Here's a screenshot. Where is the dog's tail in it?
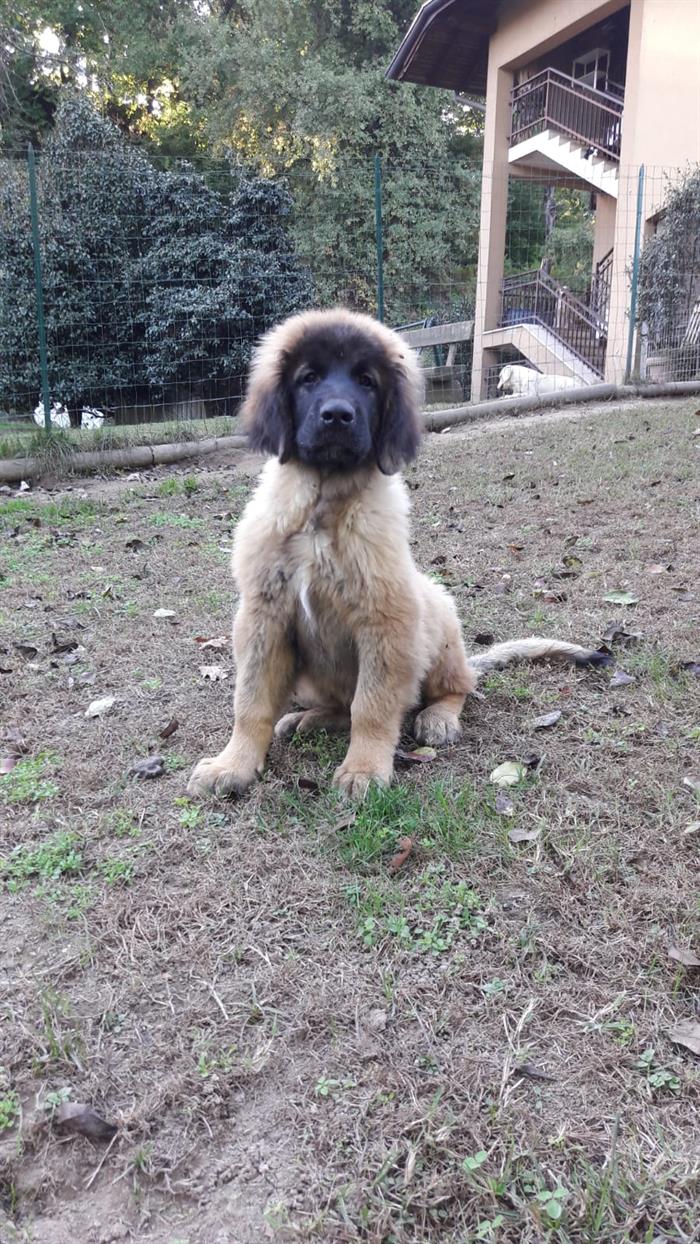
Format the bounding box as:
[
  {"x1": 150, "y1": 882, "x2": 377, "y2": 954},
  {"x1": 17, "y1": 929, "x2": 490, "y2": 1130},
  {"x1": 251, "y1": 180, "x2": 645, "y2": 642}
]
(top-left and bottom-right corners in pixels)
[{"x1": 468, "y1": 636, "x2": 611, "y2": 680}]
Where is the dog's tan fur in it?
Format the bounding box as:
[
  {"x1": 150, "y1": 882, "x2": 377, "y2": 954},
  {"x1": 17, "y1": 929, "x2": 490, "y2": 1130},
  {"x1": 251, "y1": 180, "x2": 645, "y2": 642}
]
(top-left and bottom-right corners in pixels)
[
  {"x1": 187, "y1": 308, "x2": 475, "y2": 800},
  {"x1": 187, "y1": 308, "x2": 608, "y2": 801}
]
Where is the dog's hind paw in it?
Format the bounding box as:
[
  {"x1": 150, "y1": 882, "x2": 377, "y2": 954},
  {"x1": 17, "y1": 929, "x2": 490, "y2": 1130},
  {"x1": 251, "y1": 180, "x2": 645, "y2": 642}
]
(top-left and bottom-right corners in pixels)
[
  {"x1": 413, "y1": 706, "x2": 462, "y2": 746},
  {"x1": 187, "y1": 754, "x2": 258, "y2": 799}
]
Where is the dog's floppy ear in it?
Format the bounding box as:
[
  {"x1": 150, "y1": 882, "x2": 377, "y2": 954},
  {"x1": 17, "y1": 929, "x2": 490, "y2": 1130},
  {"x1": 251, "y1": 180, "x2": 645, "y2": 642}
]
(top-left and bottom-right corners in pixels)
[
  {"x1": 375, "y1": 346, "x2": 423, "y2": 475},
  {"x1": 240, "y1": 335, "x2": 294, "y2": 462}
]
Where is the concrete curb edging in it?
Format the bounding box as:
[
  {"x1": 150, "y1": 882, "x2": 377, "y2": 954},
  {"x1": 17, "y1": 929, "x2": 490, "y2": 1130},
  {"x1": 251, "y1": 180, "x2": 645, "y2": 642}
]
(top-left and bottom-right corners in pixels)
[
  {"x1": 1, "y1": 381, "x2": 698, "y2": 483},
  {"x1": 0, "y1": 434, "x2": 249, "y2": 485}
]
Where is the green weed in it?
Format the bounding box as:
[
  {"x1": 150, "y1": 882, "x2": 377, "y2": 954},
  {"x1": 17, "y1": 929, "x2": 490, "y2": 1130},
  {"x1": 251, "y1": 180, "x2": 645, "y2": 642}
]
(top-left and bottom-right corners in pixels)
[
  {"x1": 0, "y1": 753, "x2": 59, "y2": 805},
  {"x1": 2, "y1": 831, "x2": 82, "y2": 892}
]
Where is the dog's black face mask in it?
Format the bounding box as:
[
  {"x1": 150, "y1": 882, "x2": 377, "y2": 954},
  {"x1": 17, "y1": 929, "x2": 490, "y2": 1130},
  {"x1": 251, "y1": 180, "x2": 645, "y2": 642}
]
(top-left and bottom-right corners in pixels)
[
  {"x1": 290, "y1": 351, "x2": 380, "y2": 471},
  {"x1": 244, "y1": 315, "x2": 422, "y2": 474}
]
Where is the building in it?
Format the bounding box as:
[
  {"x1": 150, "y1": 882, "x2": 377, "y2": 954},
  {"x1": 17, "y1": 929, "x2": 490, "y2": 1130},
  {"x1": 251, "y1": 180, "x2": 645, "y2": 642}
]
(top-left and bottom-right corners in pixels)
[{"x1": 386, "y1": 0, "x2": 700, "y2": 400}]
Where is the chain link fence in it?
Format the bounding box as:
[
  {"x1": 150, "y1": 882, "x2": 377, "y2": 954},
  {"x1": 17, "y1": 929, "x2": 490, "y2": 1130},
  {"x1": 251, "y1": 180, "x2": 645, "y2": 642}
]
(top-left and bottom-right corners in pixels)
[{"x1": 1, "y1": 132, "x2": 698, "y2": 454}]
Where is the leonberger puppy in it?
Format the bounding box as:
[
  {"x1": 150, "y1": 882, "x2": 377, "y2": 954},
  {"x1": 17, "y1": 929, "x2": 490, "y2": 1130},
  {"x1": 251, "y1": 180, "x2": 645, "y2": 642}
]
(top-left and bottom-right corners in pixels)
[{"x1": 188, "y1": 308, "x2": 607, "y2": 800}]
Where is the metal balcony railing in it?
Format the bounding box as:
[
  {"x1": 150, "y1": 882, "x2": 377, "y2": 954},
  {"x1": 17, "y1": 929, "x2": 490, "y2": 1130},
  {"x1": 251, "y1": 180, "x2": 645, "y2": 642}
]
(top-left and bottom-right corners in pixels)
[
  {"x1": 500, "y1": 268, "x2": 607, "y2": 377},
  {"x1": 510, "y1": 68, "x2": 624, "y2": 162}
]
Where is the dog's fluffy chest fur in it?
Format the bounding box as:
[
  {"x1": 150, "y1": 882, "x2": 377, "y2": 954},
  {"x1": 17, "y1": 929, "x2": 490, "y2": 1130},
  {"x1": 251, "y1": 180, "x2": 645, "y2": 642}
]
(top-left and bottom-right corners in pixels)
[{"x1": 234, "y1": 460, "x2": 411, "y2": 613}]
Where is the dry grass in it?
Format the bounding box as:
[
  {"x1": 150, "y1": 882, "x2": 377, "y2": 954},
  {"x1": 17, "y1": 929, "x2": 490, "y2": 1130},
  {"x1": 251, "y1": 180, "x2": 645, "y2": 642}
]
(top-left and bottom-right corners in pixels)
[{"x1": 1, "y1": 399, "x2": 699, "y2": 1244}]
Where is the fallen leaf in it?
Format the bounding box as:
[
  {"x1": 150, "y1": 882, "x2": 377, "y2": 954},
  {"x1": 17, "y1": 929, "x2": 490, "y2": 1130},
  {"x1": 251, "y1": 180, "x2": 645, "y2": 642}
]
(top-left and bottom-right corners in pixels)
[
  {"x1": 534, "y1": 588, "x2": 567, "y2": 604},
  {"x1": 490, "y1": 761, "x2": 527, "y2": 787},
  {"x1": 601, "y1": 621, "x2": 643, "y2": 645},
  {"x1": 668, "y1": 1020, "x2": 700, "y2": 1057},
  {"x1": 389, "y1": 835, "x2": 415, "y2": 873},
  {"x1": 513, "y1": 1062, "x2": 554, "y2": 1081},
  {"x1": 159, "y1": 718, "x2": 179, "y2": 739},
  {"x1": 609, "y1": 670, "x2": 635, "y2": 688},
  {"x1": 153, "y1": 608, "x2": 176, "y2": 619},
  {"x1": 562, "y1": 554, "x2": 583, "y2": 572},
  {"x1": 199, "y1": 664, "x2": 229, "y2": 681},
  {"x1": 473, "y1": 632, "x2": 495, "y2": 646},
  {"x1": 1, "y1": 756, "x2": 18, "y2": 775},
  {"x1": 531, "y1": 710, "x2": 562, "y2": 730},
  {"x1": 297, "y1": 776, "x2": 320, "y2": 793},
  {"x1": 55, "y1": 1102, "x2": 117, "y2": 1142},
  {"x1": 495, "y1": 790, "x2": 515, "y2": 816},
  {"x1": 332, "y1": 813, "x2": 357, "y2": 832},
  {"x1": 395, "y1": 747, "x2": 436, "y2": 766},
  {"x1": 14, "y1": 642, "x2": 39, "y2": 659},
  {"x1": 683, "y1": 775, "x2": 700, "y2": 794},
  {"x1": 603, "y1": 590, "x2": 639, "y2": 606},
  {"x1": 51, "y1": 633, "x2": 79, "y2": 655},
  {"x1": 193, "y1": 635, "x2": 230, "y2": 650},
  {"x1": 85, "y1": 695, "x2": 115, "y2": 719},
  {"x1": 129, "y1": 755, "x2": 165, "y2": 779},
  {"x1": 2, "y1": 727, "x2": 26, "y2": 754},
  {"x1": 520, "y1": 752, "x2": 542, "y2": 772},
  {"x1": 509, "y1": 827, "x2": 540, "y2": 844},
  {"x1": 366, "y1": 1008, "x2": 388, "y2": 1032},
  {"x1": 668, "y1": 946, "x2": 700, "y2": 968}
]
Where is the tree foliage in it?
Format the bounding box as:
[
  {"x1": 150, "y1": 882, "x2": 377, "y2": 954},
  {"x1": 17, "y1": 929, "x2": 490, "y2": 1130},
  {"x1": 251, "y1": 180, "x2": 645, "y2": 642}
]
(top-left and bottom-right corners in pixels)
[
  {"x1": 0, "y1": 97, "x2": 312, "y2": 418},
  {"x1": 638, "y1": 166, "x2": 700, "y2": 350}
]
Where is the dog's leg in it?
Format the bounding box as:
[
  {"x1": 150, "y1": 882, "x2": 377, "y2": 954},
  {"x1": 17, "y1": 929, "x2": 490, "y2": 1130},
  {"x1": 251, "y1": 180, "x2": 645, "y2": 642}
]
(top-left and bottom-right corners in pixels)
[
  {"x1": 188, "y1": 603, "x2": 294, "y2": 798},
  {"x1": 414, "y1": 615, "x2": 476, "y2": 747},
  {"x1": 274, "y1": 706, "x2": 350, "y2": 740},
  {"x1": 333, "y1": 629, "x2": 418, "y2": 799}
]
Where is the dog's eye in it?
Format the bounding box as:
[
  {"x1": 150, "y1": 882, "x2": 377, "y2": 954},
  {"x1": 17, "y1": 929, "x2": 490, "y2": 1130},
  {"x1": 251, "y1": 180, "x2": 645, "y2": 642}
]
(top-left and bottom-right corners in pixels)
[
  {"x1": 358, "y1": 372, "x2": 375, "y2": 389},
  {"x1": 299, "y1": 369, "x2": 318, "y2": 386}
]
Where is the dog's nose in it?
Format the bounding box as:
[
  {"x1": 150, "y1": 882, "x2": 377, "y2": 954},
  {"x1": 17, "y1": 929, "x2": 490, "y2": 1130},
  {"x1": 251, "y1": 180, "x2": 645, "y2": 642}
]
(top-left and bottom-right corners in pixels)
[{"x1": 319, "y1": 400, "x2": 355, "y2": 426}]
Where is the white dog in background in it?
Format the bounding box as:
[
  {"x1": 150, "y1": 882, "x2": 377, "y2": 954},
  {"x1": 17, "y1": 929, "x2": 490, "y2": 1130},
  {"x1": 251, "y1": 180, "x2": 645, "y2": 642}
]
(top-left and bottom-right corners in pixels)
[{"x1": 497, "y1": 364, "x2": 580, "y2": 398}]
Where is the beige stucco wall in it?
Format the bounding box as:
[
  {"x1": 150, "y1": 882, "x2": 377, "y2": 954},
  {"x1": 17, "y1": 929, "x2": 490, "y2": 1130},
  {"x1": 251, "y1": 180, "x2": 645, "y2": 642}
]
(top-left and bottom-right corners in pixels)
[
  {"x1": 471, "y1": 0, "x2": 629, "y2": 399},
  {"x1": 471, "y1": 0, "x2": 700, "y2": 397}
]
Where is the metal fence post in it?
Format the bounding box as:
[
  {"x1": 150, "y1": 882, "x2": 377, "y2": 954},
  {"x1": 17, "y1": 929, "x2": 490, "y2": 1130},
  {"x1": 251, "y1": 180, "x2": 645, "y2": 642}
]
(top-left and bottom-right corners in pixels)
[
  {"x1": 625, "y1": 164, "x2": 645, "y2": 382},
  {"x1": 27, "y1": 143, "x2": 52, "y2": 431},
  {"x1": 374, "y1": 154, "x2": 384, "y2": 323}
]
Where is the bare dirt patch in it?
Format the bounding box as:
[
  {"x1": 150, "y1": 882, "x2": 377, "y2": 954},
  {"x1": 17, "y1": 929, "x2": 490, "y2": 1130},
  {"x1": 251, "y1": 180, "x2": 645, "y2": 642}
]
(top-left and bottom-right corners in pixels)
[{"x1": 1, "y1": 400, "x2": 699, "y2": 1243}]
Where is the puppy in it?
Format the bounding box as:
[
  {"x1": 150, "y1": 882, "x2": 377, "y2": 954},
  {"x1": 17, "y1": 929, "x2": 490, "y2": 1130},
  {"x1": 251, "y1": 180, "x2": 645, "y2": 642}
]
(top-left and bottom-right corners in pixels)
[{"x1": 188, "y1": 309, "x2": 606, "y2": 801}]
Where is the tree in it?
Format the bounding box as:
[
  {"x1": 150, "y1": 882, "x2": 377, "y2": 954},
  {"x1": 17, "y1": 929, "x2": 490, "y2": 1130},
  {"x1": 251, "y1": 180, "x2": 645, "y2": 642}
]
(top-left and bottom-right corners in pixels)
[
  {"x1": 178, "y1": 0, "x2": 484, "y2": 322},
  {"x1": 0, "y1": 97, "x2": 312, "y2": 420},
  {"x1": 638, "y1": 166, "x2": 700, "y2": 360}
]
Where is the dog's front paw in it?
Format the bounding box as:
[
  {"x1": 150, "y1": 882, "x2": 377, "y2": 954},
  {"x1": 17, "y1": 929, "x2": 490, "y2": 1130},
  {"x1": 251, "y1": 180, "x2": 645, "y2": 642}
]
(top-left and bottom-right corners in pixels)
[
  {"x1": 187, "y1": 753, "x2": 258, "y2": 799},
  {"x1": 413, "y1": 707, "x2": 462, "y2": 747},
  {"x1": 332, "y1": 762, "x2": 392, "y2": 800}
]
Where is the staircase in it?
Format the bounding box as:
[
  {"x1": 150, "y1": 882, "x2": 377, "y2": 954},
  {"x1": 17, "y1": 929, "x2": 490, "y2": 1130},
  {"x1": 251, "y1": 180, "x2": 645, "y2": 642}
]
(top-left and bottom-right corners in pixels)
[
  {"x1": 509, "y1": 130, "x2": 619, "y2": 197},
  {"x1": 492, "y1": 268, "x2": 608, "y2": 381},
  {"x1": 509, "y1": 67, "x2": 622, "y2": 196}
]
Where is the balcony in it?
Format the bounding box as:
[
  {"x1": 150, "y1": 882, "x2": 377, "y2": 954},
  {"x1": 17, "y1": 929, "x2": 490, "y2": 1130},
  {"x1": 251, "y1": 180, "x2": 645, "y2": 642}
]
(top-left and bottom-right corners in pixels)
[{"x1": 510, "y1": 67, "x2": 624, "y2": 164}]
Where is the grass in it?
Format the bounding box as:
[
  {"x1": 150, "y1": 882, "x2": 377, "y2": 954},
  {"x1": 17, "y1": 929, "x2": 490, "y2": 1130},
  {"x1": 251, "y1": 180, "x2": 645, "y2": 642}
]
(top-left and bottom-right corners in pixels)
[
  {"x1": 0, "y1": 415, "x2": 239, "y2": 460},
  {"x1": 0, "y1": 754, "x2": 60, "y2": 806},
  {"x1": 0, "y1": 398, "x2": 698, "y2": 1243},
  {"x1": 1, "y1": 831, "x2": 82, "y2": 891}
]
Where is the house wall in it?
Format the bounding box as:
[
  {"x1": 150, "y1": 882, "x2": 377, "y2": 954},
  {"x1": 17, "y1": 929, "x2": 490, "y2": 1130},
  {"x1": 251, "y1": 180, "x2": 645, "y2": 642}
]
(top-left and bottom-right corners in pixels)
[
  {"x1": 605, "y1": 0, "x2": 700, "y2": 381},
  {"x1": 471, "y1": 0, "x2": 629, "y2": 399},
  {"x1": 471, "y1": 0, "x2": 700, "y2": 397}
]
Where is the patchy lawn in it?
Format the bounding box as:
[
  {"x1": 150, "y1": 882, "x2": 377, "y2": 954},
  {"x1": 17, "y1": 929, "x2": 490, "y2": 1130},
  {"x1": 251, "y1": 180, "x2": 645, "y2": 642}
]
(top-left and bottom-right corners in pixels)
[{"x1": 1, "y1": 399, "x2": 698, "y2": 1244}]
